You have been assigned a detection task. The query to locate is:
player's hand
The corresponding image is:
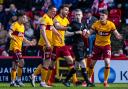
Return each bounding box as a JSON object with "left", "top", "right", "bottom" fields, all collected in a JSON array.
[
  {"left": 46, "top": 42, "right": 51, "bottom": 48},
  {"left": 30, "top": 39, "right": 37, "bottom": 46},
  {"left": 45, "top": 46, "right": 52, "bottom": 52},
  {"left": 27, "top": 41, "right": 33, "bottom": 46},
  {"left": 116, "top": 34, "right": 123, "bottom": 40},
  {"left": 82, "top": 29, "right": 90, "bottom": 38}
]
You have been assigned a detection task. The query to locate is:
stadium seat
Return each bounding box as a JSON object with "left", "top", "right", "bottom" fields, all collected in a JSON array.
[
  {"left": 109, "top": 9, "right": 121, "bottom": 17},
  {"left": 108, "top": 9, "right": 121, "bottom": 28}
]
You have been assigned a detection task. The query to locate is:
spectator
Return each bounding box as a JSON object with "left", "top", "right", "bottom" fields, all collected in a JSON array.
[
  {"left": 84, "top": 9, "right": 98, "bottom": 29},
  {"left": 41, "top": 0, "right": 52, "bottom": 12},
  {"left": 31, "top": 12, "right": 41, "bottom": 42},
  {"left": 92, "top": 0, "right": 108, "bottom": 16},
  {"left": 0, "top": 22, "right": 8, "bottom": 56},
  {"left": 22, "top": 22, "right": 37, "bottom": 56},
  {"left": 23, "top": 22, "right": 35, "bottom": 46},
  {"left": 0, "top": 4, "right": 7, "bottom": 28},
  {"left": 6, "top": 15, "right": 17, "bottom": 31},
  {"left": 77, "top": 0, "right": 94, "bottom": 9},
  {"left": 105, "top": 0, "right": 115, "bottom": 9},
  {"left": 32, "top": 0, "right": 44, "bottom": 10},
  {"left": 6, "top": 4, "right": 17, "bottom": 23},
  {"left": 32, "top": 12, "right": 40, "bottom": 30},
  {"left": 84, "top": 9, "right": 97, "bottom": 56}
]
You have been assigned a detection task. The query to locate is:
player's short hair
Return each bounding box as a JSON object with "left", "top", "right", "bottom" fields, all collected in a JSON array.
[
  {"left": 17, "top": 12, "right": 25, "bottom": 18},
  {"left": 58, "top": 4, "right": 70, "bottom": 13},
  {"left": 100, "top": 10, "right": 108, "bottom": 15},
  {"left": 48, "top": 5, "right": 56, "bottom": 10}
]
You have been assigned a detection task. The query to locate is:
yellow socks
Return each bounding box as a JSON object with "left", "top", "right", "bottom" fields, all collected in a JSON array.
[
  {"left": 88, "top": 67, "right": 94, "bottom": 78},
  {"left": 41, "top": 68, "right": 48, "bottom": 82},
  {"left": 34, "top": 64, "right": 42, "bottom": 76},
  {"left": 11, "top": 69, "right": 16, "bottom": 82},
  {"left": 72, "top": 73, "right": 78, "bottom": 83},
  {"left": 17, "top": 67, "right": 22, "bottom": 78},
  {"left": 46, "top": 70, "right": 52, "bottom": 83},
  {"left": 104, "top": 67, "right": 110, "bottom": 82},
  {"left": 69, "top": 66, "right": 78, "bottom": 83}
]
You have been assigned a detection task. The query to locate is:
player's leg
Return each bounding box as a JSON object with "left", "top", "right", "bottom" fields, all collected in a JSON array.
[
  {"left": 68, "top": 45, "right": 78, "bottom": 85},
  {"left": 88, "top": 60, "right": 97, "bottom": 81},
  {"left": 40, "top": 47, "right": 52, "bottom": 87},
  {"left": 103, "top": 45, "right": 111, "bottom": 87},
  {"left": 46, "top": 60, "right": 56, "bottom": 86},
  {"left": 29, "top": 64, "right": 42, "bottom": 87},
  {"left": 17, "top": 59, "right": 25, "bottom": 86},
  {"left": 9, "top": 51, "right": 19, "bottom": 87},
  {"left": 88, "top": 45, "right": 102, "bottom": 82},
  {"left": 79, "top": 59, "right": 95, "bottom": 87},
  {"left": 10, "top": 61, "right": 18, "bottom": 87},
  {"left": 64, "top": 46, "right": 79, "bottom": 85},
  {"left": 29, "top": 46, "right": 43, "bottom": 87},
  {"left": 73, "top": 42, "right": 94, "bottom": 87},
  {"left": 45, "top": 46, "right": 57, "bottom": 86},
  {"left": 33, "top": 46, "right": 44, "bottom": 77},
  {"left": 14, "top": 50, "right": 25, "bottom": 87},
  {"left": 104, "top": 58, "right": 110, "bottom": 87},
  {"left": 63, "top": 55, "right": 76, "bottom": 87}
]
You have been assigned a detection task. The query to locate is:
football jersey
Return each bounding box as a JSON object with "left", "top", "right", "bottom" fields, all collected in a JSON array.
[
  {"left": 91, "top": 20, "right": 116, "bottom": 46},
  {"left": 38, "top": 14, "right": 53, "bottom": 46},
  {"left": 9, "top": 21, "right": 25, "bottom": 52},
  {"left": 53, "top": 15, "right": 69, "bottom": 46}
]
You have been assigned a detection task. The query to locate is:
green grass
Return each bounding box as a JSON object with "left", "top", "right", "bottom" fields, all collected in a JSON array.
[{"left": 0, "top": 83, "right": 127, "bottom": 89}]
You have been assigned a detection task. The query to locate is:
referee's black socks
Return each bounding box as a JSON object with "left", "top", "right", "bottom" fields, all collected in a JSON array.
[
  {"left": 81, "top": 68, "right": 90, "bottom": 83},
  {"left": 65, "top": 68, "right": 76, "bottom": 82}
]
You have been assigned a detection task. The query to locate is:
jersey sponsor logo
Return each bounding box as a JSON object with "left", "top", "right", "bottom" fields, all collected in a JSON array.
[{"left": 97, "top": 31, "right": 111, "bottom": 36}]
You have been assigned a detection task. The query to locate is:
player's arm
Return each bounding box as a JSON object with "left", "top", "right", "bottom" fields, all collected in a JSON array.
[
  {"left": 8, "top": 23, "right": 17, "bottom": 41},
  {"left": 88, "top": 29, "right": 95, "bottom": 35},
  {"left": 113, "top": 29, "right": 122, "bottom": 40},
  {"left": 23, "top": 37, "right": 33, "bottom": 46},
  {"left": 53, "top": 19, "right": 70, "bottom": 31},
  {"left": 83, "top": 21, "right": 96, "bottom": 37},
  {"left": 40, "top": 24, "right": 51, "bottom": 47},
  {"left": 82, "top": 28, "right": 95, "bottom": 38},
  {"left": 65, "top": 23, "right": 77, "bottom": 37},
  {"left": 8, "top": 29, "right": 16, "bottom": 41},
  {"left": 51, "top": 26, "right": 62, "bottom": 43},
  {"left": 65, "top": 31, "right": 75, "bottom": 37},
  {"left": 65, "top": 30, "right": 83, "bottom": 37},
  {"left": 111, "top": 22, "right": 122, "bottom": 40}
]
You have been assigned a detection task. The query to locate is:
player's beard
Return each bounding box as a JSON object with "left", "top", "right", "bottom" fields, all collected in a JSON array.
[{"left": 62, "top": 12, "right": 68, "bottom": 18}]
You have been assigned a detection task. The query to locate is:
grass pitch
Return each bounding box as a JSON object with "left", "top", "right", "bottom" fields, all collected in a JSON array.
[{"left": 0, "top": 83, "right": 127, "bottom": 89}]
